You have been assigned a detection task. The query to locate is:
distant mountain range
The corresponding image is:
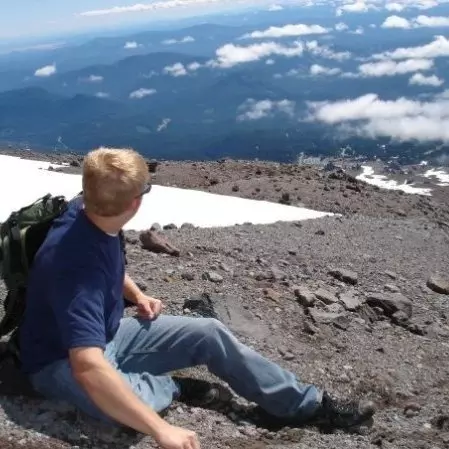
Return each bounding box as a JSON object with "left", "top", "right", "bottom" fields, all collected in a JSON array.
[{"left": 0, "top": 6, "right": 448, "bottom": 162}]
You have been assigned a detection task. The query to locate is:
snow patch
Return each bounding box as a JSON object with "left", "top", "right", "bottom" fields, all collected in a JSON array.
[
  {"left": 356, "top": 165, "right": 433, "bottom": 195},
  {"left": 423, "top": 168, "right": 449, "bottom": 186},
  {"left": 0, "top": 155, "right": 333, "bottom": 230}
]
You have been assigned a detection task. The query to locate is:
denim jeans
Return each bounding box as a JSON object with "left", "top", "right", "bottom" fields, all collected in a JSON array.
[{"left": 30, "top": 315, "right": 322, "bottom": 423}]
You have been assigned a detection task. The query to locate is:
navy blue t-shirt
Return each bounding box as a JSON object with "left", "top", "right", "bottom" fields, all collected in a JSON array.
[{"left": 19, "top": 197, "right": 125, "bottom": 375}]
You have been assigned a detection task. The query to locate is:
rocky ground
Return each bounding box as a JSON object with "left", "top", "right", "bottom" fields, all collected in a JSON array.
[{"left": 0, "top": 149, "right": 449, "bottom": 449}]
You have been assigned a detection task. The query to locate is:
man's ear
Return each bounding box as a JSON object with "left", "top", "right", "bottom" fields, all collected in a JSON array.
[{"left": 130, "top": 196, "right": 142, "bottom": 212}]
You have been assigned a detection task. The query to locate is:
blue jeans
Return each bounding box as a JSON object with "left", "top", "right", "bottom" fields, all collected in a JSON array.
[{"left": 30, "top": 315, "right": 322, "bottom": 423}]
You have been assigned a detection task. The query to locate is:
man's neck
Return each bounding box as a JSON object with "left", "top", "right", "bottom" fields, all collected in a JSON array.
[{"left": 84, "top": 210, "right": 123, "bottom": 236}]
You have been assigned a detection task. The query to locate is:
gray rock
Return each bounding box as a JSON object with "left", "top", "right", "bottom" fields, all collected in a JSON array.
[
  {"left": 326, "top": 302, "right": 345, "bottom": 314},
  {"left": 329, "top": 268, "right": 358, "bottom": 285},
  {"left": 303, "top": 320, "right": 319, "bottom": 334},
  {"left": 181, "top": 272, "right": 195, "bottom": 281},
  {"left": 339, "top": 291, "right": 363, "bottom": 311},
  {"left": 293, "top": 286, "right": 316, "bottom": 307},
  {"left": 219, "top": 263, "right": 232, "bottom": 272},
  {"left": 203, "top": 271, "right": 224, "bottom": 283},
  {"left": 270, "top": 266, "right": 287, "bottom": 281},
  {"left": 427, "top": 275, "right": 449, "bottom": 295},
  {"left": 163, "top": 223, "right": 177, "bottom": 230},
  {"left": 367, "top": 292, "right": 413, "bottom": 319},
  {"left": 263, "top": 288, "right": 281, "bottom": 303},
  {"left": 385, "top": 284, "right": 400, "bottom": 293},
  {"left": 181, "top": 223, "right": 195, "bottom": 230},
  {"left": 314, "top": 288, "right": 338, "bottom": 305},
  {"left": 309, "top": 309, "right": 345, "bottom": 325},
  {"left": 392, "top": 310, "right": 410, "bottom": 325},
  {"left": 150, "top": 223, "right": 162, "bottom": 232}
]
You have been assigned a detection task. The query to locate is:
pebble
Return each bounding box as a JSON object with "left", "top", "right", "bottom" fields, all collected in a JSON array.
[
  {"left": 203, "top": 271, "right": 224, "bottom": 283},
  {"left": 385, "top": 284, "right": 400, "bottom": 293},
  {"left": 219, "top": 263, "right": 231, "bottom": 272},
  {"left": 328, "top": 268, "right": 358, "bottom": 285}
]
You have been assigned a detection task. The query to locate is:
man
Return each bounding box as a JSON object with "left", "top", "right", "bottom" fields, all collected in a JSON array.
[{"left": 19, "top": 147, "right": 375, "bottom": 449}]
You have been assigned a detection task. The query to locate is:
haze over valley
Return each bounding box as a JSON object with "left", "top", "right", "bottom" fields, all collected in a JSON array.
[{"left": 1, "top": 0, "right": 449, "bottom": 162}]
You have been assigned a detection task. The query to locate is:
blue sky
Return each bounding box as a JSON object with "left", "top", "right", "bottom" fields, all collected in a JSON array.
[{"left": 0, "top": 0, "right": 269, "bottom": 41}]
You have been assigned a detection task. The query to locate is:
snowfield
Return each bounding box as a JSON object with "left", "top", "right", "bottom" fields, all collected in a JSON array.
[{"left": 0, "top": 155, "right": 333, "bottom": 230}]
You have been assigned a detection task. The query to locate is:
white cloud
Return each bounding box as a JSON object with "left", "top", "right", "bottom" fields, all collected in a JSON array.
[
  {"left": 209, "top": 39, "right": 349, "bottom": 70},
  {"left": 237, "top": 98, "right": 295, "bottom": 121},
  {"left": 84, "top": 75, "right": 103, "bottom": 83},
  {"left": 241, "top": 23, "right": 329, "bottom": 39},
  {"left": 310, "top": 64, "right": 341, "bottom": 75},
  {"left": 382, "top": 15, "right": 449, "bottom": 29},
  {"left": 373, "top": 35, "right": 449, "bottom": 60},
  {"left": 414, "top": 15, "right": 449, "bottom": 27},
  {"left": 211, "top": 41, "right": 304, "bottom": 68},
  {"left": 350, "top": 26, "right": 364, "bottom": 34},
  {"left": 124, "top": 41, "right": 140, "bottom": 49},
  {"left": 187, "top": 61, "right": 202, "bottom": 71},
  {"left": 95, "top": 92, "right": 110, "bottom": 98},
  {"left": 305, "top": 40, "right": 351, "bottom": 61},
  {"left": 80, "top": 0, "right": 228, "bottom": 16},
  {"left": 164, "top": 62, "right": 188, "bottom": 76},
  {"left": 266, "top": 58, "right": 275, "bottom": 65},
  {"left": 78, "top": 0, "right": 442, "bottom": 19},
  {"left": 358, "top": 58, "right": 433, "bottom": 76},
  {"left": 381, "top": 15, "right": 411, "bottom": 28},
  {"left": 382, "top": 0, "right": 438, "bottom": 11},
  {"left": 129, "top": 88, "right": 157, "bottom": 99},
  {"left": 157, "top": 118, "right": 171, "bottom": 131},
  {"left": 412, "top": 0, "right": 439, "bottom": 9},
  {"left": 335, "top": 22, "right": 349, "bottom": 31},
  {"left": 385, "top": 2, "right": 405, "bottom": 12},
  {"left": 336, "top": 1, "right": 374, "bottom": 16},
  {"left": 162, "top": 36, "right": 195, "bottom": 45},
  {"left": 141, "top": 70, "right": 159, "bottom": 79},
  {"left": 286, "top": 68, "right": 302, "bottom": 77},
  {"left": 34, "top": 64, "right": 56, "bottom": 77},
  {"left": 409, "top": 72, "right": 444, "bottom": 86},
  {"left": 306, "top": 93, "right": 449, "bottom": 142},
  {"left": 268, "top": 4, "right": 283, "bottom": 11}
]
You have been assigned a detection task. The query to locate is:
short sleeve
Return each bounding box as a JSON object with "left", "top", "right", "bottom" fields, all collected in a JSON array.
[{"left": 50, "top": 264, "right": 108, "bottom": 351}]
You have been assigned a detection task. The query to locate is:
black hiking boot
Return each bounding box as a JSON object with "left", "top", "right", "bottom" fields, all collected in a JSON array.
[
  {"left": 173, "top": 376, "right": 233, "bottom": 408},
  {"left": 245, "top": 391, "right": 375, "bottom": 431},
  {"left": 308, "top": 391, "right": 376, "bottom": 430}
]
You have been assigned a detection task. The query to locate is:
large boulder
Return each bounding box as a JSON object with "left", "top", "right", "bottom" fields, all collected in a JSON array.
[
  {"left": 366, "top": 292, "right": 412, "bottom": 319},
  {"left": 139, "top": 230, "right": 180, "bottom": 256},
  {"left": 427, "top": 276, "right": 449, "bottom": 295}
]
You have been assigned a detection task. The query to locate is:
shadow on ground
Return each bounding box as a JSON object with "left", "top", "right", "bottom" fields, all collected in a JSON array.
[{"left": 0, "top": 347, "right": 144, "bottom": 448}]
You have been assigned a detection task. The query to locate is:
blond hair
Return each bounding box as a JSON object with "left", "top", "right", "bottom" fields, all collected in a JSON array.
[{"left": 82, "top": 147, "right": 149, "bottom": 217}]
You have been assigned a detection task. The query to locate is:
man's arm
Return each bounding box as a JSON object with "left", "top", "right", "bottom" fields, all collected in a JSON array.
[
  {"left": 123, "top": 272, "right": 146, "bottom": 304},
  {"left": 69, "top": 347, "right": 168, "bottom": 437}
]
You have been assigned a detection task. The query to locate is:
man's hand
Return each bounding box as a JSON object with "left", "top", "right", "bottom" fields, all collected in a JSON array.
[
  {"left": 136, "top": 295, "right": 163, "bottom": 320},
  {"left": 155, "top": 424, "right": 200, "bottom": 449}
]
